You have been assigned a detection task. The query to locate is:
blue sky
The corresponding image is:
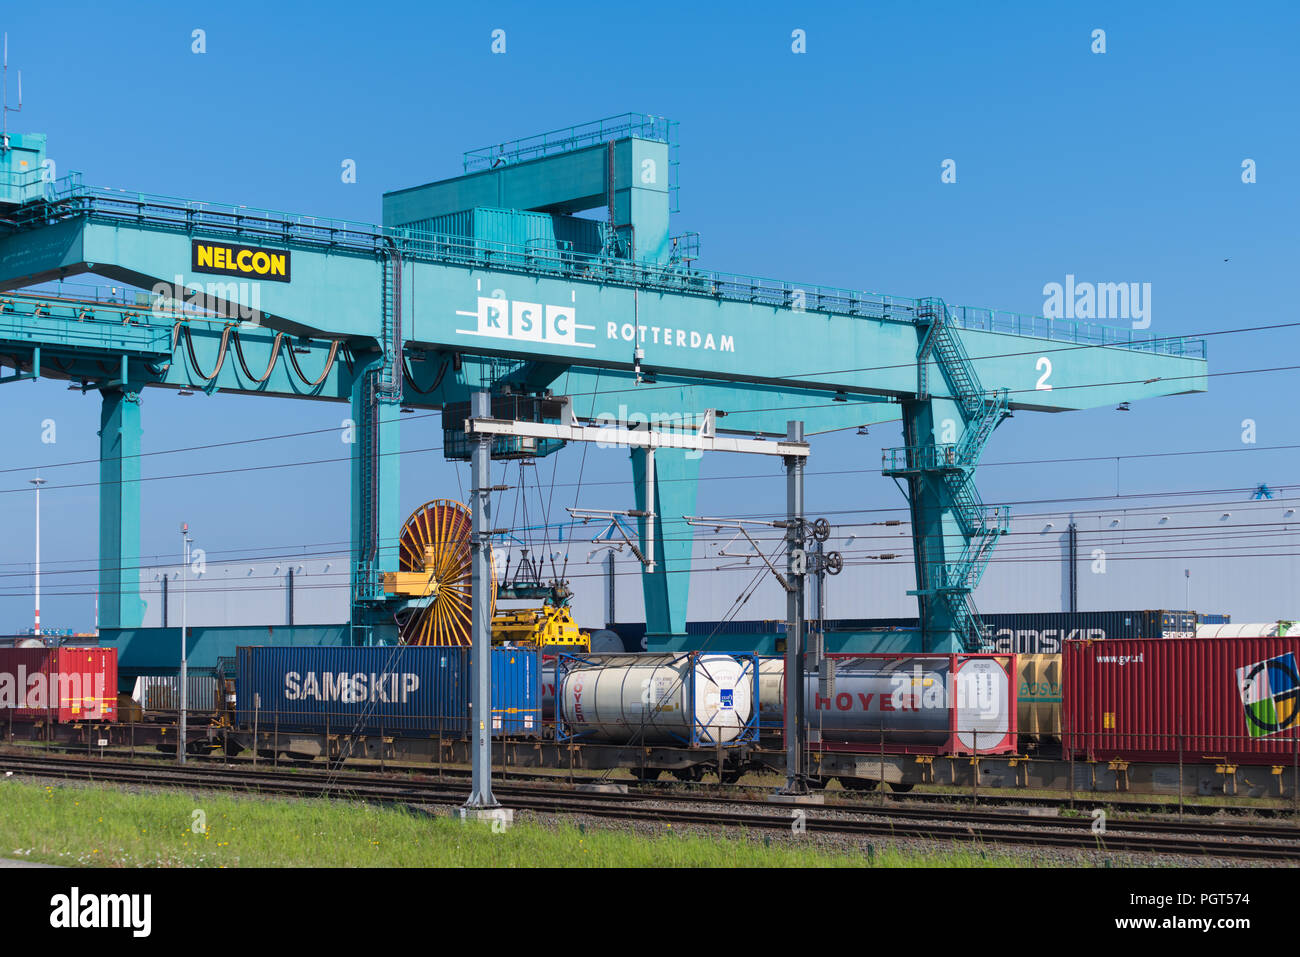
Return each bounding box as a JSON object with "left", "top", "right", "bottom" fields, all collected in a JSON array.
[{"left": 0, "top": 0, "right": 1296, "bottom": 631}]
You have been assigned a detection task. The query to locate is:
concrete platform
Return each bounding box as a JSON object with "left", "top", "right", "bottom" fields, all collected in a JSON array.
[
  {"left": 575, "top": 782, "right": 628, "bottom": 794},
  {"left": 766, "top": 792, "right": 826, "bottom": 805},
  {"left": 452, "top": 806, "right": 514, "bottom": 830}
]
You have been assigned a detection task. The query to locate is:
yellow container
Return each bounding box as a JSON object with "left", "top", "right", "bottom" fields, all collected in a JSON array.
[{"left": 1017, "top": 653, "right": 1062, "bottom": 745}]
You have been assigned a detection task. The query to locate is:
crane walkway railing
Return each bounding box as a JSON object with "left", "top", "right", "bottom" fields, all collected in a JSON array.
[
  {"left": 461, "top": 112, "right": 676, "bottom": 171},
  {"left": 0, "top": 173, "right": 1208, "bottom": 359}
]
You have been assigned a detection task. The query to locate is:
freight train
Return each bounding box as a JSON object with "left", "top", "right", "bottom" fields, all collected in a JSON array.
[{"left": 5, "top": 636, "right": 1300, "bottom": 797}]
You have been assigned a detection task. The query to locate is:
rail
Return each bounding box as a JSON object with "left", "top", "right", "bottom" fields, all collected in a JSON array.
[{"left": 1, "top": 173, "right": 1208, "bottom": 360}]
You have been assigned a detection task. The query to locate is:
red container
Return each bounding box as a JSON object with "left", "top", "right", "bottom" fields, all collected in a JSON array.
[
  {"left": 1063, "top": 638, "right": 1300, "bottom": 765},
  {"left": 0, "top": 647, "right": 117, "bottom": 722}
]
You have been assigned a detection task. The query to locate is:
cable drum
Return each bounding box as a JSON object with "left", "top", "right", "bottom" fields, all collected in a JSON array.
[{"left": 395, "top": 499, "right": 496, "bottom": 646}]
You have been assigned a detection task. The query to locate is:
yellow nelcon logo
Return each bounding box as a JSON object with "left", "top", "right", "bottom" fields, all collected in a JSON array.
[{"left": 191, "top": 240, "right": 291, "bottom": 283}]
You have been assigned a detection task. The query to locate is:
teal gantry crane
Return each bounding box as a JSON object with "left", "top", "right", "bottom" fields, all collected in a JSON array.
[{"left": 0, "top": 114, "right": 1208, "bottom": 674}]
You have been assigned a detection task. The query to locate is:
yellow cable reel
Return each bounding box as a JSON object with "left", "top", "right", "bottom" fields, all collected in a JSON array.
[{"left": 391, "top": 499, "right": 496, "bottom": 646}]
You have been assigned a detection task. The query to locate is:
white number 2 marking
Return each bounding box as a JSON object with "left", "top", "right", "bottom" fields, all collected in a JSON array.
[{"left": 1035, "top": 356, "right": 1053, "bottom": 391}]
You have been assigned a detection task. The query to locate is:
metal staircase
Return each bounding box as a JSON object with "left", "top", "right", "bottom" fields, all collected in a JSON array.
[
  {"left": 376, "top": 242, "right": 403, "bottom": 401},
  {"left": 884, "top": 298, "right": 1011, "bottom": 651}
]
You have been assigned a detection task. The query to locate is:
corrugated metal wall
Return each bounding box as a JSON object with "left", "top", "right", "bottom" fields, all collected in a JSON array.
[
  {"left": 133, "top": 498, "right": 1296, "bottom": 630},
  {"left": 138, "top": 554, "right": 349, "bottom": 628},
  {"left": 401, "top": 207, "right": 604, "bottom": 259}
]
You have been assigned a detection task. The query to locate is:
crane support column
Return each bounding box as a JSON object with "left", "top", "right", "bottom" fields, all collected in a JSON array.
[
  {"left": 349, "top": 357, "right": 402, "bottom": 640},
  {"left": 884, "top": 299, "right": 1011, "bottom": 652},
  {"left": 98, "top": 386, "right": 146, "bottom": 632},
  {"left": 898, "top": 398, "right": 965, "bottom": 651},
  {"left": 631, "top": 446, "right": 700, "bottom": 645}
]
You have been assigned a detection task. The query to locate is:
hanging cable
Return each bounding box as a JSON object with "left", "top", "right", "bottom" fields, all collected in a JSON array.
[{"left": 231, "top": 329, "right": 285, "bottom": 383}]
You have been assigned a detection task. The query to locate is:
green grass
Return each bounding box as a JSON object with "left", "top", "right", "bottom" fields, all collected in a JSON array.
[{"left": 0, "top": 778, "right": 1031, "bottom": 868}]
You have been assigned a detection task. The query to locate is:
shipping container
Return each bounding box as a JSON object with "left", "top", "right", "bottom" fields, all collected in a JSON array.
[
  {"left": 133, "top": 674, "right": 220, "bottom": 713},
  {"left": 1063, "top": 637, "right": 1300, "bottom": 765},
  {"left": 235, "top": 646, "right": 539, "bottom": 736},
  {"left": 971, "top": 611, "right": 1199, "bottom": 651},
  {"left": 1016, "top": 654, "right": 1062, "bottom": 743},
  {"left": 757, "top": 656, "right": 785, "bottom": 731},
  {"left": 540, "top": 656, "right": 558, "bottom": 723},
  {"left": 1144, "top": 610, "right": 1198, "bottom": 640},
  {"left": 783, "top": 653, "right": 1017, "bottom": 755},
  {"left": 491, "top": 647, "right": 541, "bottom": 735},
  {"left": 557, "top": 652, "right": 757, "bottom": 747},
  {"left": 978, "top": 611, "right": 1146, "bottom": 653},
  {"left": 1196, "top": 622, "right": 1295, "bottom": 638},
  {"left": 0, "top": 647, "right": 117, "bottom": 722},
  {"left": 685, "top": 619, "right": 789, "bottom": 636},
  {"left": 616, "top": 611, "right": 1205, "bottom": 656}
]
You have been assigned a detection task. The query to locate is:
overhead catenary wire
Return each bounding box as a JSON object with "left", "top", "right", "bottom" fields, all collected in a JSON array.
[
  {"left": 0, "top": 495, "right": 1294, "bottom": 584},
  {"left": 0, "top": 306, "right": 1294, "bottom": 483},
  {"left": 13, "top": 539, "right": 1300, "bottom": 604},
  {"left": 2, "top": 428, "right": 1299, "bottom": 503}
]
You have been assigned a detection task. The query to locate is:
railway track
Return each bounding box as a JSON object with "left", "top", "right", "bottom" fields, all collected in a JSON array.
[
  {"left": 4, "top": 752, "right": 1300, "bottom": 862},
  {"left": 39, "top": 742, "right": 1294, "bottom": 819}
]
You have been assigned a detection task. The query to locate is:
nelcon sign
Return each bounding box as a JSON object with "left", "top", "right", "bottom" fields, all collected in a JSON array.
[{"left": 191, "top": 240, "right": 292, "bottom": 283}]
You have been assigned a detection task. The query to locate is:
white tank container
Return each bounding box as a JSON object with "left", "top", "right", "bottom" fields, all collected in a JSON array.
[
  {"left": 1196, "top": 622, "right": 1295, "bottom": 638},
  {"left": 758, "top": 656, "right": 786, "bottom": 725},
  {"left": 757, "top": 654, "right": 1015, "bottom": 754},
  {"left": 559, "top": 652, "right": 754, "bottom": 745}
]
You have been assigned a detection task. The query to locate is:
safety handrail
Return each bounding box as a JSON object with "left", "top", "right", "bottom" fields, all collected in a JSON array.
[{"left": 3, "top": 177, "right": 1209, "bottom": 359}]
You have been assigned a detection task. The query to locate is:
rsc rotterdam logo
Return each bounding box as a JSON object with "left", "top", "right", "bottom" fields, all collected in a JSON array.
[{"left": 191, "top": 240, "right": 291, "bottom": 283}]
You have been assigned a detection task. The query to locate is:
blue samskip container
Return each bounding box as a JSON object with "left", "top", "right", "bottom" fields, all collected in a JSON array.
[
  {"left": 491, "top": 647, "right": 541, "bottom": 735},
  {"left": 235, "top": 646, "right": 540, "bottom": 736}
]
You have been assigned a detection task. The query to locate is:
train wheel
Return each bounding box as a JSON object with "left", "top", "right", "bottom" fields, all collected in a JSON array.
[
  {"left": 888, "top": 782, "right": 914, "bottom": 793},
  {"left": 719, "top": 768, "right": 744, "bottom": 785},
  {"left": 628, "top": 768, "right": 662, "bottom": 782},
  {"left": 839, "top": 776, "right": 879, "bottom": 792},
  {"left": 672, "top": 765, "right": 704, "bottom": 783}
]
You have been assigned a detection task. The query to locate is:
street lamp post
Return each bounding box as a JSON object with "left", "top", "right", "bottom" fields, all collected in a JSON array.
[
  {"left": 180, "top": 524, "right": 192, "bottom": 766},
  {"left": 29, "top": 477, "right": 46, "bottom": 635}
]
